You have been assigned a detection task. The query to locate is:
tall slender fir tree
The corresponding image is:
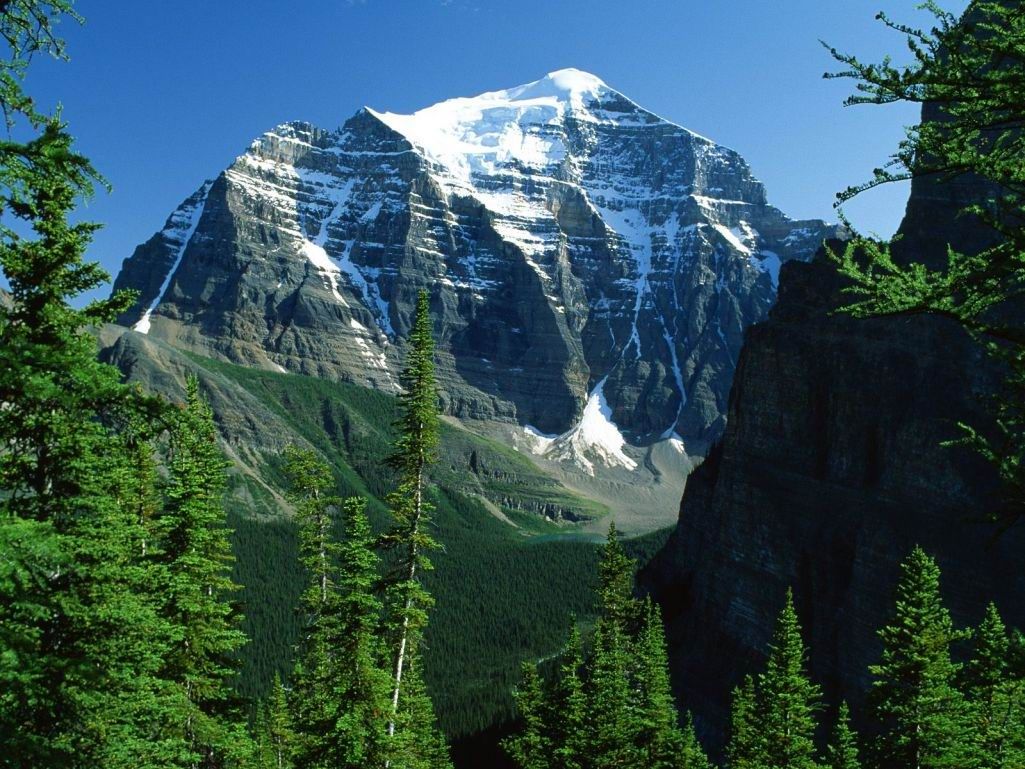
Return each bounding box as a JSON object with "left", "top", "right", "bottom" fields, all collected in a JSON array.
[
  {"left": 755, "top": 590, "right": 821, "bottom": 769},
  {"left": 282, "top": 445, "right": 343, "bottom": 768},
  {"left": 868, "top": 547, "right": 976, "bottom": 769},
  {"left": 0, "top": 6, "right": 191, "bottom": 762},
  {"left": 160, "top": 376, "right": 249, "bottom": 768},
  {"left": 964, "top": 603, "right": 1025, "bottom": 769},
  {"left": 824, "top": 702, "right": 861, "bottom": 769},
  {"left": 381, "top": 288, "right": 448, "bottom": 767}
]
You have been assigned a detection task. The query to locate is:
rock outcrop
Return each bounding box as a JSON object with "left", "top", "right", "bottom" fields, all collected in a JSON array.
[
  {"left": 642, "top": 104, "right": 1023, "bottom": 746},
  {"left": 112, "top": 69, "right": 840, "bottom": 471}
]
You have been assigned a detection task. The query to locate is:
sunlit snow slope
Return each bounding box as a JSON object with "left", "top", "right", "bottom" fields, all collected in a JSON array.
[{"left": 112, "top": 69, "right": 841, "bottom": 475}]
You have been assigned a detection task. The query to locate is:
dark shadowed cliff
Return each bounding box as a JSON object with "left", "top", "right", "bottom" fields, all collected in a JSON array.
[{"left": 641, "top": 101, "right": 1024, "bottom": 748}]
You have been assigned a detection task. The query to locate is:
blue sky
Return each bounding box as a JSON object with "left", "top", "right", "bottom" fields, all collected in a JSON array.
[{"left": 27, "top": 0, "right": 966, "bottom": 289}]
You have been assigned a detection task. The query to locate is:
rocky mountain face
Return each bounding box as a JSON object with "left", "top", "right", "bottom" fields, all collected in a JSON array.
[
  {"left": 112, "top": 69, "right": 839, "bottom": 473},
  {"left": 641, "top": 103, "right": 1024, "bottom": 746}
]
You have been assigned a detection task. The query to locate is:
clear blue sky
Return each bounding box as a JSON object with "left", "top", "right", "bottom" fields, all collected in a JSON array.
[{"left": 27, "top": 0, "right": 967, "bottom": 289}]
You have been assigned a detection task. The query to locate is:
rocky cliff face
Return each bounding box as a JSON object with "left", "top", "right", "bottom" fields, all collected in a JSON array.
[
  {"left": 112, "top": 69, "right": 839, "bottom": 473},
  {"left": 641, "top": 106, "right": 1024, "bottom": 745}
]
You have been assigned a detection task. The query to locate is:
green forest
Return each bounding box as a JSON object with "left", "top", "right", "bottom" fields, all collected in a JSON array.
[{"left": 1, "top": 1, "right": 1023, "bottom": 768}]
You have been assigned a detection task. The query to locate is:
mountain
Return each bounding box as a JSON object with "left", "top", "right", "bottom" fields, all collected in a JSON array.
[
  {"left": 640, "top": 99, "right": 1025, "bottom": 749},
  {"left": 111, "top": 69, "right": 841, "bottom": 489}
]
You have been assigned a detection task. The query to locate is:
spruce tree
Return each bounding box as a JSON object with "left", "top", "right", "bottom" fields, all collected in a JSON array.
[
  {"left": 549, "top": 622, "right": 588, "bottom": 769},
  {"left": 824, "top": 702, "right": 860, "bottom": 769},
  {"left": 755, "top": 590, "right": 821, "bottom": 769},
  {"left": 282, "top": 445, "right": 342, "bottom": 768},
  {"left": 868, "top": 547, "right": 976, "bottom": 769},
  {"left": 635, "top": 599, "right": 709, "bottom": 769},
  {"left": 598, "top": 522, "right": 638, "bottom": 633},
  {"left": 504, "top": 525, "right": 705, "bottom": 769},
  {"left": 0, "top": 7, "right": 189, "bottom": 759},
  {"left": 381, "top": 288, "right": 447, "bottom": 766},
  {"left": 964, "top": 603, "right": 1025, "bottom": 769},
  {"left": 160, "top": 375, "right": 249, "bottom": 767},
  {"left": 587, "top": 524, "right": 640, "bottom": 769},
  {"left": 588, "top": 613, "right": 637, "bottom": 769},
  {"left": 283, "top": 447, "right": 393, "bottom": 769},
  {"left": 679, "top": 713, "right": 712, "bottom": 769},
  {"left": 504, "top": 663, "right": 552, "bottom": 769},
  {"left": 331, "top": 497, "right": 391, "bottom": 769},
  {"left": 726, "top": 676, "right": 759, "bottom": 769},
  {"left": 389, "top": 658, "right": 453, "bottom": 769},
  {"left": 252, "top": 673, "right": 294, "bottom": 769}
]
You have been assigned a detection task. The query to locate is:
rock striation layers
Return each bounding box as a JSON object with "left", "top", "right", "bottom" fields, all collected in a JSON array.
[
  {"left": 112, "top": 69, "right": 840, "bottom": 471},
  {"left": 642, "top": 103, "right": 1025, "bottom": 746}
]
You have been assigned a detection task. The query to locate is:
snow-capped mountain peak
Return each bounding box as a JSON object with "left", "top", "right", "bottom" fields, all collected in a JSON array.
[
  {"left": 113, "top": 70, "right": 844, "bottom": 480},
  {"left": 365, "top": 69, "right": 651, "bottom": 185}
]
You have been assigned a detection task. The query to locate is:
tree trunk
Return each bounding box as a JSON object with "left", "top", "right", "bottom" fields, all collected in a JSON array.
[{"left": 387, "top": 464, "right": 424, "bottom": 741}]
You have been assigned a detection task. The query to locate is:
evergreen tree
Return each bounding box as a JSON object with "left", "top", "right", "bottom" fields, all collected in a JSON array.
[
  {"left": 597, "top": 522, "right": 639, "bottom": 633},
  {"left": 0, "top": 5, "right": 191, "bottom": 762},
  {"left": 587, "top": 526, "right": 640, "bottom": 769},
  {"left": 282, "top": 445, "right": 342, "bottom": 767},
  {"left": 679, "top": 713, "right": 713, "bottom": 769},
  {"left": 726, "top": 676, "right": 759, "bottom": 769},
  {"left": 380, "top": 288, "right": 447, "bottom": 765},
  {"left": 504, "top": 663, "right": 551, "bottom": 769},
  {"left": 252, "top": 674, "right": 294, "bottom": 769},
  {"left": 283, "top": 447, "right": 393, "bottom": 769},
  {"left": 160, "top": 376, "right": 249, "bottom": 767},
  {"left": 755, "top": 590, "right": 821, "bottom": 769},
  {"left": 504, "top": 525, "right": 707, "bottom": 769},
  {"left": 635, "top": 599, "right": 710, "bottom": 769},
  {"left": 331, "top": 497, "right": 391, "bottom": 769},
  {"left": 283, "top": 444, "right": 340, "bottom": 611},
  {"left": 587, "top": 617, "right": 636, "bottom": 769},
  {"left": 389, "top": 658, "right": 453, "bottom": 769},
  {"left": 964, "top": 603, "right": 1025, "bottom": 769},
  {"left": 868, "top": 547, "right": 976, "bottom": 769},
  {"left": 824, "top": 703, "right": 860, "bottom": 769},
  {"left": 549, "top": 622, "right": 588, "bottom": 769}
]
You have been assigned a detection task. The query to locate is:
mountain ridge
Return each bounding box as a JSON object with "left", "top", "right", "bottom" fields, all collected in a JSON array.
[{"left": 111, "top": 69, "right": 842, "bottom": 487}]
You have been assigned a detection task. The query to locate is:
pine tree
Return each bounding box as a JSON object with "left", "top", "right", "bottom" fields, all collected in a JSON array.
[
  {"left": 381, "top": 288, "right": 447, "bottom": 766},
  {"left": 635, "top": 599, "right": 710, "bottom": 769},
  {"left": 389, "top": 658, "right": 453, "bottom": 769},
  {"left": 824, "top": 702, "right": 860, "bottom": 769},
  {"left": 597, "top": 522, "right": 638, "bottom": 633},
  {"left": 252, "top": 674, "right": 294, "bottom": 769},
  {"left": 160, "top": 375, "right": 249, "bottom": 767},
  {"left": 726, "top": 676, "right": 759, "bottom": 769},
  {"left": 586, "top": 524, "right": 642, "bottom": 769},
  {"left": 504, "top": 526, "right": 703, "bottom": 769},
  {"left": 0, "top": 6, "right": 191, "bottom": 759},
  {"left": 282, "top": 445, "right": 341, "bottom": 767},
  {"left": 755, "top": 590, "right": 821, "bottom": 769},
  {"left": 331, "top": 497, "right": 391, "bottom": 769},
  {"left": 549, "top": 622, "right": 588, "bottom": 769},
  {"left": 964, "top": 603, "right": 1025, "bottom": 769},
  {"left": 868, "top": 547, "right": 976, "bottom": 769},
  {"left": 283, "top": 448, "right": 393, "bottom": 769},
  {"left": 679, "top": 713, "right": 712, "bottom": 769},
  {"left": 504, "top": 663, "right": 551, "bottom": 769}
]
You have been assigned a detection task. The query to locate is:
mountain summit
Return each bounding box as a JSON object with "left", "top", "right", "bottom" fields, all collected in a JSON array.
[{"left": 112, "top": 70, "right": 841, "bottom": 478}]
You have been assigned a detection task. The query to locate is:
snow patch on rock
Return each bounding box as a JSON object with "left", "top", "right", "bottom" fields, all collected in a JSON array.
[
  {"left": 529, "top": 378, "right": 638, "bottom": 475},
  {"left": 134, "top": 182, "right": 212, "bottom": 334}
]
